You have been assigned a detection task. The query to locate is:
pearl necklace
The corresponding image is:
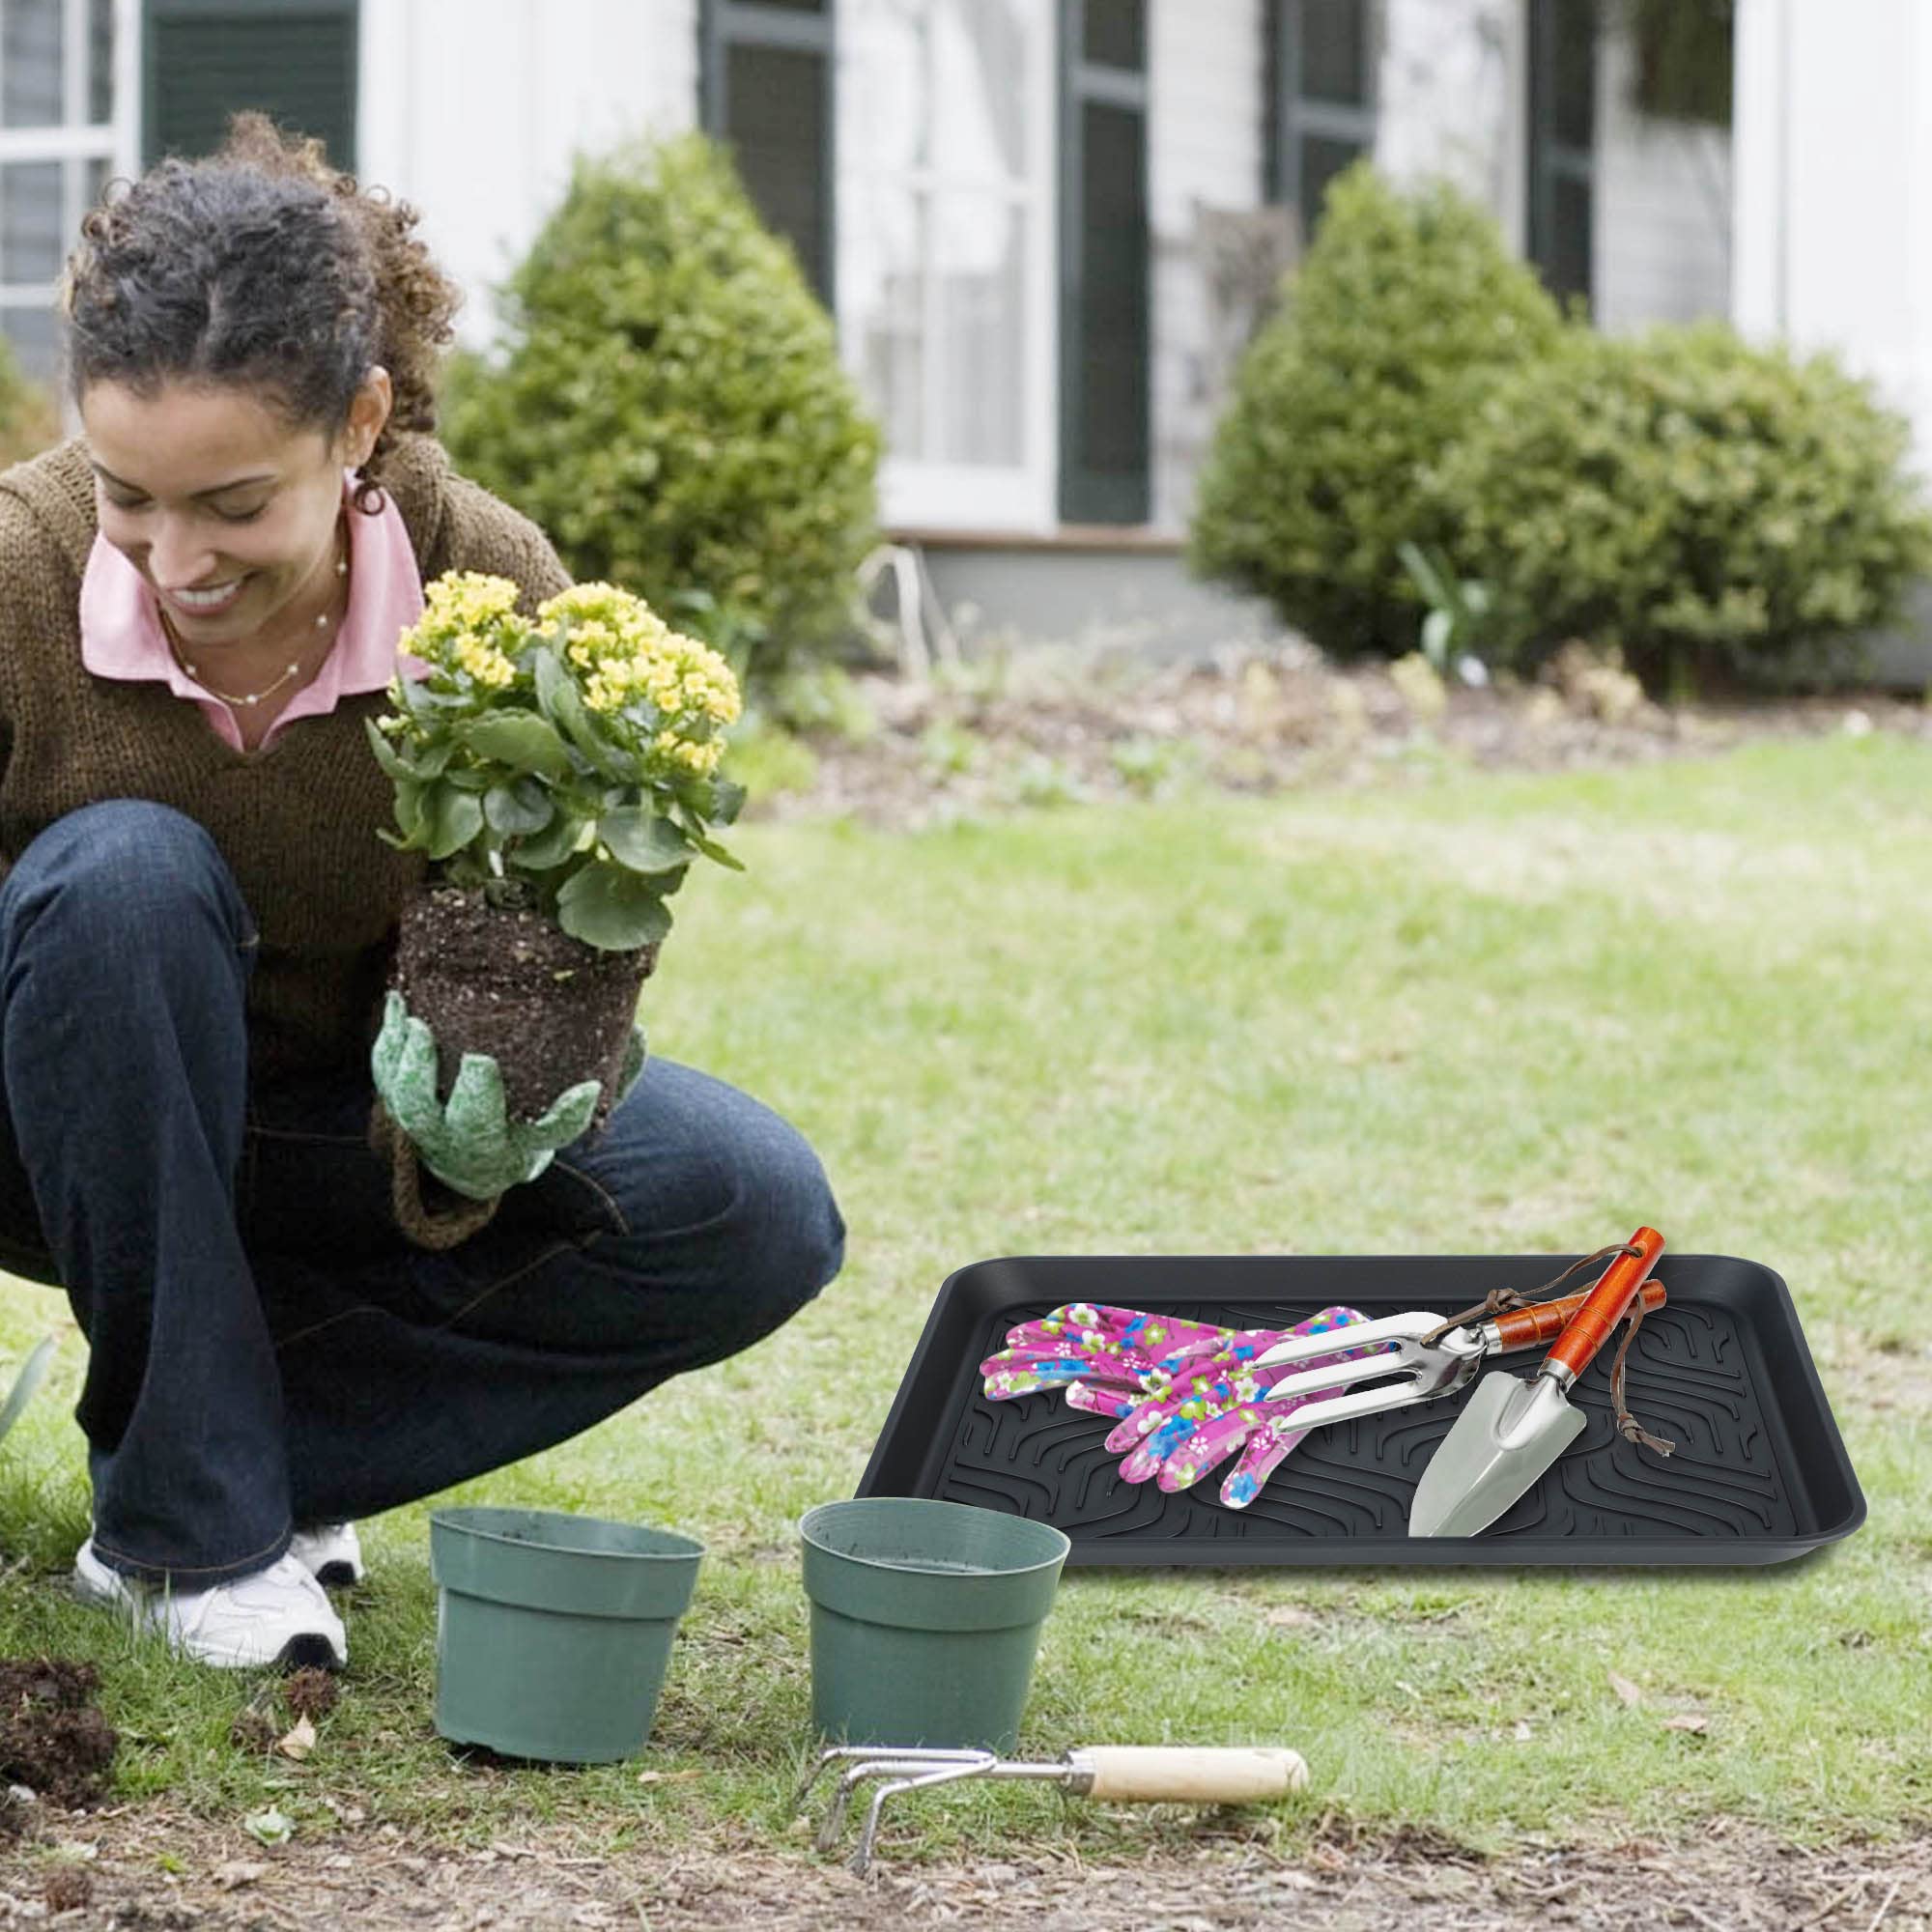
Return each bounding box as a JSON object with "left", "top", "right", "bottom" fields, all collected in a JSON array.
[{"left": 163, "top": 525, "right": 350, "bottom": 709}]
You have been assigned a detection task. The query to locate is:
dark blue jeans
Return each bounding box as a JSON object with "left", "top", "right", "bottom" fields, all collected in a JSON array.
[{"left": 0, "top": 802, "right": 844, "bottom": 1585}]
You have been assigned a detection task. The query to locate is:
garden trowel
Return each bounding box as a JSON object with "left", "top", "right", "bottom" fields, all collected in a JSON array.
[{"left": 1408, "top": 1227, "right": 1664, "bottom": 1538}]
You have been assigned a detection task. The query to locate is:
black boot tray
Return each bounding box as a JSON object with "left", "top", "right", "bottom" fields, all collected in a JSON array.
[{"left": 854, "top": 1254, "right": 1865, "bottom": 1567}]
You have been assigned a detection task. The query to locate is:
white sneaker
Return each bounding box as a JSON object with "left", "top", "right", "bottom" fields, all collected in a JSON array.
[
  {"left": 73, "top": 1538, "right": 347, "bottom": 1670},
  {"left": 288, "top": 1521, "right": 365, "bottom": 1589}
]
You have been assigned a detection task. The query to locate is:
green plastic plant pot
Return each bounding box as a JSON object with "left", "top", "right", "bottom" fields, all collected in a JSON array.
[
  {"left": 430, "top": 1506, "right": 703, "bottom": 1765},
  {"left": 799, "top": 1498, "right": 1070, "bottom": 1753}
]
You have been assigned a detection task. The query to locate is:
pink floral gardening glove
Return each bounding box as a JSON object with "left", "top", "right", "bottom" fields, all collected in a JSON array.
[
  {"left": 980, "top": 1303, "right": 1385, "bottom": 1510},
  {"left": 1106, "top": 1306, "right": 1386, "bottom": 1508},
  {"left": 979, "top": 1303, "right": 1258, "bottom": 1406}
]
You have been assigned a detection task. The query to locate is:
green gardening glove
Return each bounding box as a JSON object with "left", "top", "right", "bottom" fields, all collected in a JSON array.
[{"left": 372, "top": 991, "right": 642, "bottom": 1201}]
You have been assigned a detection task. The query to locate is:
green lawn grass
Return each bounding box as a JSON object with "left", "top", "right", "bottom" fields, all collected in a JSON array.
[{"left": 1, "top": 731, "right": 1927, "bottom": 1865}]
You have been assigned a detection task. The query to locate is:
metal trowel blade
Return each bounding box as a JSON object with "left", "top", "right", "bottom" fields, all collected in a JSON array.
[{"left": 1407, "top": 1369, "right": 1587, "bottom": 1538}]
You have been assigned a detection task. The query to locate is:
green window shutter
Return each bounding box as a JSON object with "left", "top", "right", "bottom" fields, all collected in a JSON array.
[
  {"left": 143, "top": 0, "right": 357, "bottom": 171},
  {"left": 698, "top": 0, "right": 835, "bottom": 307},
  {"left": 1059, "top": 0, "right": 1150, "bottom": 526},
  {"left": 1264, "top": 0, "right": 1378, "bottom": 243}
]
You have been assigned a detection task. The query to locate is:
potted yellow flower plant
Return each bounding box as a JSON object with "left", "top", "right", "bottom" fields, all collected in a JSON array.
[{"left": 365, "top": 573, "right": 742, "bottom": 1238}]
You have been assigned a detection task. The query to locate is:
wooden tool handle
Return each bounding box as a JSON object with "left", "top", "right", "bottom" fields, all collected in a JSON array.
[
  {"left": 1544, "top": 1227, "right": 1664, "bottom": 1380},
  {"left": 1490, "top": 1278, "right": 1666, "bottom": 1351},
  {"left": 1076, "top": 1747, "right": 1309, "bottom": 1804}
]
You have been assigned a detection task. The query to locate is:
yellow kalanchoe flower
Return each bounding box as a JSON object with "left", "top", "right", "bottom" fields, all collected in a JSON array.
[
  {"left": 536, "top": 582, "right": 741, "bottom": 730},
  {"left": 397, "top": 573, "right": 742, "bottom": 754},
  {"left": 398, "top": 571, "right": 528, "bottom": 689},
  {"left": 653, "top": 730, "right": 724, "bottom": 777},
  {"left": 425, "top": 571, "right": 523, "bottom": 629},
  {"left": 453, "top": 636, "right": 519, "bottom": 689}
]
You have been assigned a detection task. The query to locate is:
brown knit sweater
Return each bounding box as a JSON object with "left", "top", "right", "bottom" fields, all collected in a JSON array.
[{"left": 0, "top": 433, "right": 571, "bottom": 1086}]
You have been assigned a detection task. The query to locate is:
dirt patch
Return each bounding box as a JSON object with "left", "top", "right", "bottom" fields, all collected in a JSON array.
[
  {"left": 1835, "top": 1342, "right": 1932, "bottom": 1420},
  {"left": 1, "top": 1807, "right": 1926, "bottom": 1931},
  {"left": 755, "top": 639, "right": 1928, "bottom": 829},
  {"left": 0, "top": 1661, "right": 116, "bottom": 1822}
]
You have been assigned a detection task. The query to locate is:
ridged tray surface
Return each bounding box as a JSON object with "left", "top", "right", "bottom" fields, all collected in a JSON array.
[{"left": 856, "top": 1256, "right": 1864, "bottom": 1567}]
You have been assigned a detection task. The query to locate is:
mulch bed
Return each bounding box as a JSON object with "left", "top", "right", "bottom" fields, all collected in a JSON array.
[{"left": 753, "top": 638, "right": 1928, "bottom": 828}]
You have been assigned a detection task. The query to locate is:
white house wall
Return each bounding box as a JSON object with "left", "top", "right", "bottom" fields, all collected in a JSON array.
[
  {"left": 1148, "top": 0, "right": 1264, "bottom": 531},
  {"left": 1733, "top": 0, "right": 1932, "bottom": 467},
  {"left": 1377, "top": 0, "right": 1520, "bottom": 237},
  {"left": 336, "top": 0, "right": 1742, "bottom": 544},
  {"left": 1375, "top": 2, "right": 1727, "bottom": 333},
  {"left": 356, "top": 0, "right": 699, "bottom": 351}
]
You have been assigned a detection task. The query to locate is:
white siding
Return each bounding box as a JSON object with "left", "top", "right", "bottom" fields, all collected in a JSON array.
[
  {"left": 358, "top": 0, "right": 699, "bottom": 350},
  {"left": 1376, "top": 3, "right": 1731, "bottom": 331},
  {"left": 1733, "top": 0, "right": 1932, "bottom": 465},
  {"left": 1593, "top": 23, "right": 1732, "bottom": 332},
  {"left": 1148, "top": 0, "right": 1265, "bottom": 532},
  {"left": 1377, "top": 0, "right": 1520, "bottom": 235}
]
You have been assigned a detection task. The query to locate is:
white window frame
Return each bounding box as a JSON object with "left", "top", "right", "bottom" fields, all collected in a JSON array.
[
  {"left": 834, "top": 0, "right": 1059, "bottom": 535},
  {"left": 0, "top": 0, "right": 139, "bottom": 382}
]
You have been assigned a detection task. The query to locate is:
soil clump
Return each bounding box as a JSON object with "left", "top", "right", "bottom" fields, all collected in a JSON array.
[{"left": 0, "top": 1659, "right": 116, "bottom": 1819}]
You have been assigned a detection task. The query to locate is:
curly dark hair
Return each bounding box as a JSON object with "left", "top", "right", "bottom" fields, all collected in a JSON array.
[{"left": 57, "top": 112, "right": 463, "bottom": 514}]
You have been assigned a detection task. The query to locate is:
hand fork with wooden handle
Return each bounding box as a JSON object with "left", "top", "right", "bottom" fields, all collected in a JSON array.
[
  {"left": 1236, "top": 1278, "right": 1669, "bottom": 1432},
  {"left": 799, "top": 1744, "right": 1309, "bottom": 1876}
]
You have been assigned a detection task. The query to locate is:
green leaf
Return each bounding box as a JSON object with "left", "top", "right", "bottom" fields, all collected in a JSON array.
[
  {"left": 412, "top": 736, "right": 458, "bottom": 779},
  {"left": 555, "top": 860, "right": 674, "bottom": 952},
  {"left": 1421, "top": 609, "right": 1452, "bottom": 668},
  {"left": 1398, "top": 539, "right": 1449, "bottom": 609},
  {"left": 709, "top": 779, "right": 748, "bottom": 826},
  {"left": 688, "top": 831, "right": 746, "bottom": 872},
  {"left": 598, "top": 808, "right": 692, "bottom": 874},
  {"left": 364, "top": 717, "right": 456, "bottom": 782},
  {"left": 392, "top": 673, "right": 434, "bottom": 722},
  {"left": 509, "top": 810, "right": 587, "bottom": 870},
  {"left": 364, "top": 717, "right": 415, "bottom": 781},
  {"left": 0, "top": 1336, "right": 55, "bottom": 1448},
  {"left": 243, "top": 1807, "right": 297, "bottom": 1847},
  {"left": 485, "top": 777, "right": 555, "bottom": 836},
  {"left": 392, "top": 777, "right": 426, "bottom": 842},
  {"left": 421, "top": 781, "right": 486, "bottom": 861},
  {"left": 393, "top": 674, "right": 470, "bottom": 723},
  {"left": 535, "top": 646, "right": 633, "bottom": 782},
  {"left": 465, "top": 711, "right": 575, "bottom": 780}
]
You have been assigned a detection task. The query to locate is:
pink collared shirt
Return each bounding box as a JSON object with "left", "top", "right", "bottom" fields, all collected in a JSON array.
[{"left": 78, "top": 470, "right": 427, "bottom": 753}]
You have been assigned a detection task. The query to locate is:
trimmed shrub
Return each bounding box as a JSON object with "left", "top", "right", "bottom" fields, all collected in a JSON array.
[
  {"left": 1432, "top": 320, "right": 1932, "bottom": 692},
  {"left": 441, "top": 133, "right": 882, "bottom": 683},
  {"left": 1189, "top": 163, "right": 1563, "bottom": 659},
  {"left": 0, "top": 335, "right": 61, "bottom": 469}
]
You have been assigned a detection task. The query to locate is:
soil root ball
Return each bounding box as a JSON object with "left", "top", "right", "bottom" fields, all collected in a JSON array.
[{"left": 394, "top": 887, "right": 656, "bottom": 1128}]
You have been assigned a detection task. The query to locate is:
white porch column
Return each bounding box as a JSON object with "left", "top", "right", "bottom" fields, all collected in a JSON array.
[{"left": 1732, "top": 0, "right": 1932, "bottom": 467}]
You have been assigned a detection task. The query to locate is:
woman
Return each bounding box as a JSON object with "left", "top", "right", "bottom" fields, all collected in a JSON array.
[{"left": 0, "top": 116, "right": 844, "bottom": 1670}]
